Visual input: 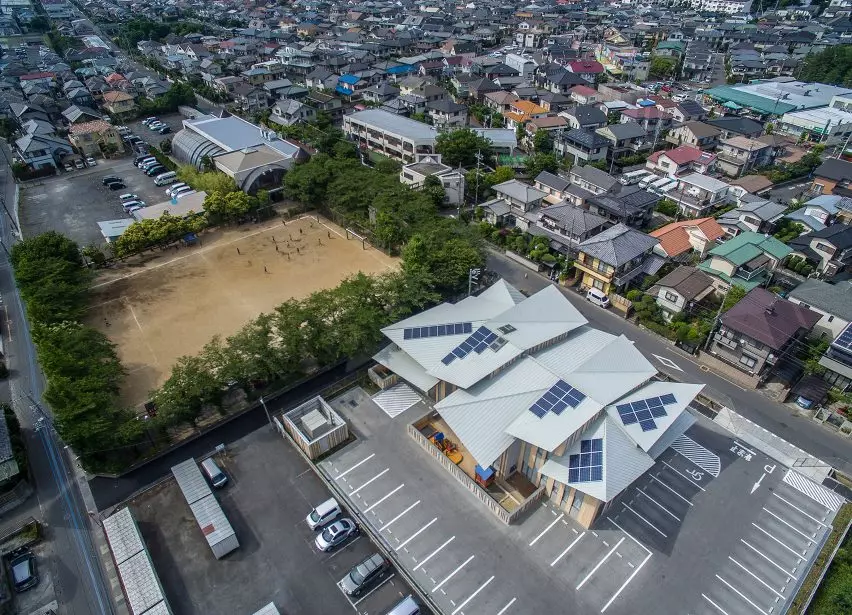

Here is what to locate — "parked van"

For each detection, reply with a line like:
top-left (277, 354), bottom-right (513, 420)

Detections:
top-left (384, 595), bottom-right (420, 615)
top-left (586, 287), bottom-right (611, 308)
top-left (654, 179), bottom-right (678, 195)
top-left (306, 497), bottom-right (342, 530)
top-left (648, 176), bottom-right (673, 193)
top-left (638, 174), bottom-right (659, 189)
top-left (166, 183), bottom-right (188, 197)
top-left (154, 171), bottom-right (177, 186)
top-left (201, 457), bottom-right (228, 488)
top-left (136, 156), bottom-right (156, 168)
top-left (619, 169), bottom-right (652, 186)
top-left (174, 189), bottom-right (196, 200)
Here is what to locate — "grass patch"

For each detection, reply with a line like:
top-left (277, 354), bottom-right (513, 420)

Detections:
top-left (790, 502), bottom-right (852, 613)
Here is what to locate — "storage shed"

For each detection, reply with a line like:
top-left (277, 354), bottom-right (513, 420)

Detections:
top-left (276, 396), bottom-right (348, 460)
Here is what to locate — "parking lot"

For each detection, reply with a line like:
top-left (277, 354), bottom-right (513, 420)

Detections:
top-left (315, 387), bottom-right (843, 615)
top-left (127, 113), bottom-right (185, 148)
top-left (19, 156), bottom-right (169, 247)
top-left (128, 426), bottom-right (422, 615)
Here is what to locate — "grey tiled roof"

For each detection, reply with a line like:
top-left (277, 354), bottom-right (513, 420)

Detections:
top-left (535, 171), bottom-right (569, 192)
top-left (563, 128), bottom-right (609, 149)
top-left (540, 203), bottom-right (608, 234)
top-left (578, 223), bottom-right (658, 267)
top-left (570, 165), bottom-right (618, 191)
top-left (788, 279), bottom-right (852, 322)
top-left (599, 122), bottom-right (646, 140)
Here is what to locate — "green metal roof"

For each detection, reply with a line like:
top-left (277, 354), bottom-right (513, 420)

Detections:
top-left (704, 85), bottom-right (797, 115)
top-left (696, 262), bottom-right (765, 291)
top-left (707, 231), bottom-right (792, 264)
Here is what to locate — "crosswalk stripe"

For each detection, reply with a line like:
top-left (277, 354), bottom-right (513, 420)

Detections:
top-left (783, 469), bottom-right (845, 512)
top-left (670, 434), bottom-right (720, 477)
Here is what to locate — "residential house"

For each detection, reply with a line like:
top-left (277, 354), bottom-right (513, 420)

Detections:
top-left (484, 91), bottom-right (519, 114)
top-left (427, 100), bottom-right (468, 129)
top-left (269, 99), bottom-right (317, 127)
top-left (559, 105), bottom-right (608, 131)
top-left (698, 231), bottom-right (792, 292)
top-left (399, 154), bottom-right (465, 206)
top-left (709, 288), bottom-right (819, 381)
top-left (570, 166), bottom-right (619, 196)
top-left (716, 136), bottom-right (774, 178)
top-left (13, 132), bottom-right (73, 170)
top-left (62, 105), bottom-right (102, 124)
top-left (787, 279), bottom-right (852, 340)
top-left (575, 223), bottom-right (663, 294)
top-left (667, 101), bottom-right (708, 124)
top-left (620, 107), bottom-right (673, 140)
top-left (666, 121), bottom-right (722, 149)
top-left (788, 224), bottom-right (852, 277)
top-left (645, 146), bottom-right (716, 178)
top-left (705, 116), bottom-right (764, 140)
top-left (481, 180), bottom-right (548, 230)
top-left (785, 195), bottom-right (842, 232)
top-left (585, 188), bottom-right (659, 229)
top-left (816, 321), bottom-right (852, 393)
top-left (565, 60), bottom-right (605, 85)
top-left (68, 120), bottom-right (123, 157)
top-left (536, 204), bottom-right (609, 253)
top-left (555, 129), bottom-right (609, 165)
top-left (568, 85), bottom-right (599, 106)
top-left (648, 266), bottom-right (715, 321)
top-left (595, 123), bottom-right (649, 163)
top-left (363, 83), bottom-right (398, 105)
top-left (669, 173), bottom-right (732, 218)
top-left (534, 171), bottom-right (570, 204)
top-left (373, 280), bottom-right (704, 529)
top-left (101, 90), bottom-right (135, 116)
top-left (503, 100), bottom-right (548, 129)
top-left (810, 159), bottom-right (852, 197)
top-left (716, 199), bottom-right (787, 237)
top-left (304, 92), bottom-right (343, 121)
top-left (650, 217), bottom-right (726, 260)
top-left (526, 116), bottom-right (569, 143)
top-left (232, 83), bottom-right (269, 112)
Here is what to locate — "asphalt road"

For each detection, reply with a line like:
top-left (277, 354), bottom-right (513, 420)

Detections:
top-left (0, 143), bottom-right (115, 614)
top-left (486, 250), bottom-right (852, 476)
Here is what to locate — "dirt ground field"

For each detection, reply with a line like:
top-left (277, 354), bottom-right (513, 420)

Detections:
top-left (85, 215), bottom-right (397, 407)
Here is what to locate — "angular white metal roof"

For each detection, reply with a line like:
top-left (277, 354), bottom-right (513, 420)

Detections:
top-left (374, 344), bottom-right (440, 393)
top-left (605, 381), bottom-right (704, 453)
top-left (539, 413), bottom-right (656, 503)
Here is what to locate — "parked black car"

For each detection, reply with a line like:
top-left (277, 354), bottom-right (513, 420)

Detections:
top-left (9, 548), bottom-right (38, 592)
top-left (107, 181), bottom-right (127, 190)
top-left (101, 175), bottom-right (121, 185)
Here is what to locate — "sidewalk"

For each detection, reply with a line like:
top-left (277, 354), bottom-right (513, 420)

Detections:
top-left (714, 406), bottom-right (832, 483)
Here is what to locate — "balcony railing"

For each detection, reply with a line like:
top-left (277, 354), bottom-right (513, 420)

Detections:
top-left (714, 333), bottom-right (738, 350)
top-left (613, 261), bottom-right (647, 287)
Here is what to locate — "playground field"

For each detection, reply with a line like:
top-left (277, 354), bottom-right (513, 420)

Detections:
top-left (85, 215), bottom-right (398, 407)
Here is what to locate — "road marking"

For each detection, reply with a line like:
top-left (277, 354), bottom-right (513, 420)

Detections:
top-left (350, 468), bottom-right (390, 495)
top-left (551, 531), bottom-right (585, 566)
top-left (662, 460), bottom-right (706, 491)
top-left (605, 517), bottom-right (652, 555)
top-left (651, 354), bottom-right (682, 371)
top-left (451, 575), bottom-right (494, 615)
top-left (414, 536), bottom-right (454, 571)
top-left (336, 454), bottom-right (376, 479)
top-left (396, 518), bottom-right (438, 552)
top-left (495, 597), bottom-right (517, 615)
top-left (324, 536), bottom-right (362, 560)
top-left (671, 434), bottom-right (721, 477)
top-left (577, 537), bottom-right (624, 590)
top-left (715, 575), bottom-right (769, 615)
top-left (751, 473), bottom-right (766, 495)
top-left (740, 539), bottom-right (796, 578)
top-left (380, 500), bottom-right (420, 531)
top-left (433, 555), bottom-right (474, 592)
top-left (733, 440), bottom-right (757, 456)
top-left (771, 493), bottom-right (829, 527)
top-left (636, 488), bottom-right (680, 521)
top-left (702, 593), bottom-right (731, 615)
top-left (649, 475), bottom-right (693, 506)
top-left (622, 503), bottom-right (667, 537)
top-left (728, 556), bottom-right (784, 598)
top-left (365, 484), bottom-right (404, 513)
top-left (761, 508), bottom-right (814, 543)
top-left (529, 513), bottom-right (564, 546)
top-left (351, 573), bottom-right (396, 606)
top-left (751, 523), bottom-right (805, 559)
top-left (601, 550), bottom-right (651, 613)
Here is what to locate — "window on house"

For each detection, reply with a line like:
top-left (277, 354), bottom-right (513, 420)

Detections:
top-left (593, 278), bottom-right (605, 290)
top-left (828, 315), bottom-right (834, 323)
top-left (664, 291), bottom-right (679, 303)
top-left (569, 490), bottom-right (584, 518)
top-left (739, 354), bottom-right (757, 369)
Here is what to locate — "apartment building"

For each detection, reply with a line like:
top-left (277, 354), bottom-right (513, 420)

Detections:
top-left (343, 109), bottom-right (437, 163)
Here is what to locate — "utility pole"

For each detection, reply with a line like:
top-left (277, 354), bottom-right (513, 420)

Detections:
top-left (259, 395), bottom-right (273, 427)
top-left (704, 283), bottom-right (732, 352)
top-left (473, 149), bottom-right (483, 209)
top-left (0, 195), bottom-right (18, 234)
top-left (468, 267), bottom-right (481, 296)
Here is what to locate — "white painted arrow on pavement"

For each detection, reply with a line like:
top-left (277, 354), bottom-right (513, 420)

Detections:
top-left (751, 472), bottom-right (765, 494)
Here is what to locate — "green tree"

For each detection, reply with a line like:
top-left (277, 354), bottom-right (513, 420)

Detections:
top-left (797, 45), bottom-right (852, 87)
top-left (435, 128), bottom-right (493, 167)
top-left (649, 56), bottom-right (677, 79)
top-left (524, 153), bottom-right (559, 179)
top-left (283, 154), bottom-right (333, 206)
top-left (401, 220), bottom-right (486, 296)
top-left (532, 130), bottom-right (553, 153)
top-left (722, 285), bottom-right (747, 312)
top-left (154, 354), bottom-right (222, 427)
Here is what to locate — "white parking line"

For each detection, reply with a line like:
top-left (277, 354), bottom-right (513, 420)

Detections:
top-left (451, 575), bottom-right (494, 615)
top-left (551, 531), bottom-right (585, 566)
top-left (380, 500), bottom-right (421, 531)
top-left (771, 493), bottom-right (829, 527)
top-left (728, 556), bottom-right (784, 598)
top-left (414, 536), bottom-right (455, 571)
top-left (715, 574), bottom-right (769, 615)
top-left (433, 555), bottom-right (474, 592)
top-left (751, 523), bottom-right (806, 558)
top-left (350, 468), bottom-right (390, 495)
top-left (636, 488), bottom-right (680, 521)
top-left (495, 597), bottom-right (517, 615)
top-left (601, 550), bottom-right (651, 613)
top-left (529, 514), bottom-right (564, 546)
top-left (336, 454), bottom-right (376, 479)
top-left (662, 461), bottom-right (706, 491)
top-left (702, 593), bottom-right (731, 615)
top-left (365, 484), bottom-right (404, 513)
top-left (622, 503), bottom-right (668, 538)
top-left (650, 474), bottom-right (693, 506)
top-left (351, 573), bottom-right (396, 606)
top-left (324, 536), bottom-right (362, 560)
top-left (577, 537), bottom-right (624, 590)
top-left (396, 518), bottom-right (438, 552)
top-left (762, 507), bottom-right (815, 542)
top-left (605, 518), bottom-right (652, 555)
top-left (740, 539), bottom-right (796, 578)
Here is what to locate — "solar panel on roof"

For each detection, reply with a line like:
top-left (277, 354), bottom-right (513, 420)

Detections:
top-left (528, 379), bottom-right (587, 418)
top-left (403, 322), bottom-right (473, 340)
top-left (441, 354), bottom-right (454, 365)
top-left (616, 393), bottom-right (678, 431)
top-left (568, 438), bottom-right (603, 483)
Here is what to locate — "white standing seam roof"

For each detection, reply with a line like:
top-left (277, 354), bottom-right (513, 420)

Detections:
top-left (373, 344), bottom-right (440, 392)
top-left (605, 381), bottom-right (705, 453)
top-left (539, 413), bottom-right (656, 503)
top-left (140, 602), bottom-right (171, 615)
top-left (103, 508), bottom-right (144, 565)
top-left (170, 459), bottom-right (212, 504)
top-left (189, 494), bottom-right (237, 548)
top-left (252, 604), bottom-right (281, 615)
top-left (118, 551), bottom-right (165, 615)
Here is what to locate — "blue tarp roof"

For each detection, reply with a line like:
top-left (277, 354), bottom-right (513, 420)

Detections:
top-left (338, 74), bottom-right (360, 84)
